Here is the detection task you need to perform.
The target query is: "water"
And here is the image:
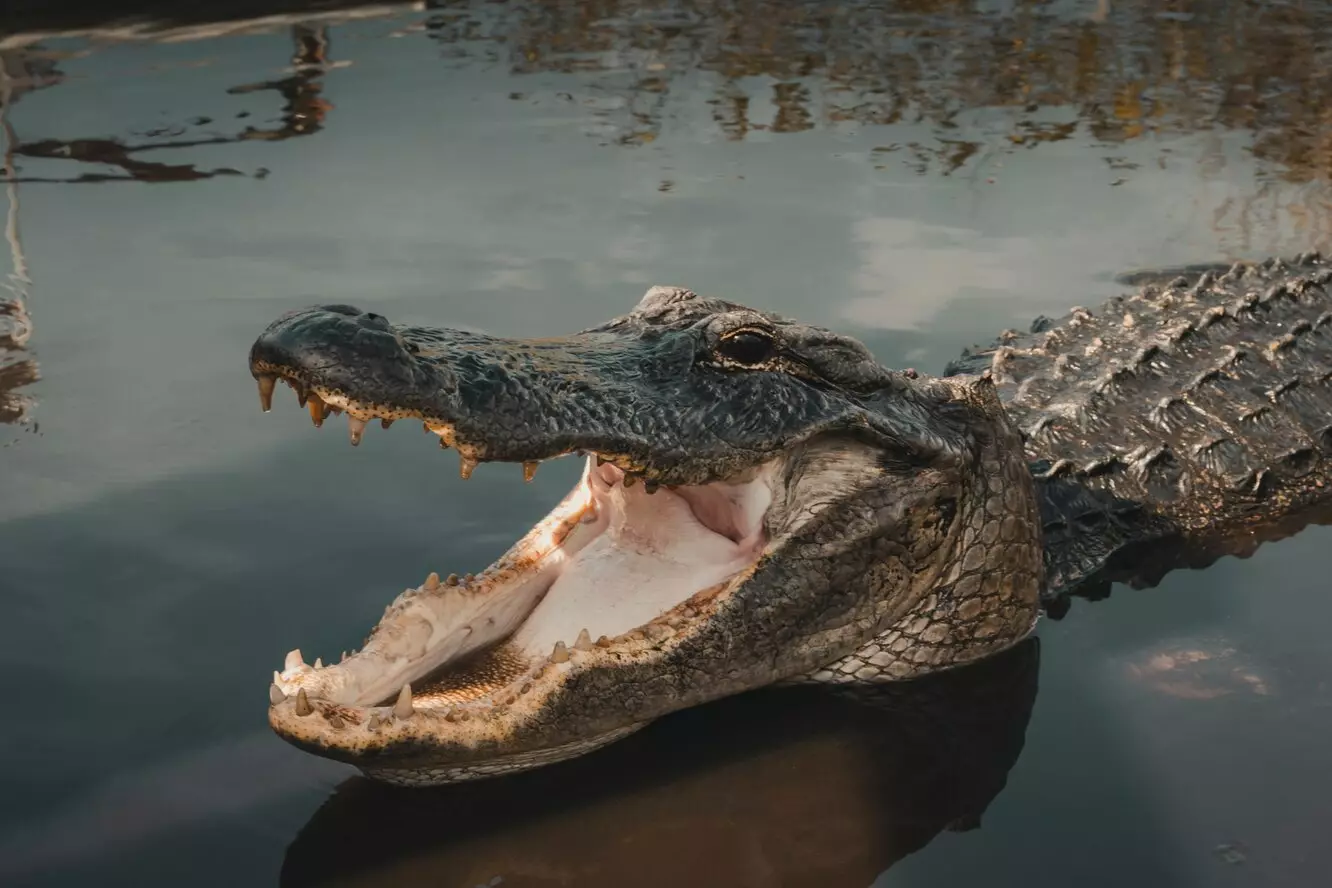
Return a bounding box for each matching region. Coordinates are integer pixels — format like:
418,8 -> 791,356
2,1 -> 1331,885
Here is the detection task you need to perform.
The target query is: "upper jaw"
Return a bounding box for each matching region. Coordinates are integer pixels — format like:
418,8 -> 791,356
248,304 -> 875,487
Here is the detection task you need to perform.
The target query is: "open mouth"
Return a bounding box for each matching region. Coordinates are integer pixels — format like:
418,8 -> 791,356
259,368 -> 779,737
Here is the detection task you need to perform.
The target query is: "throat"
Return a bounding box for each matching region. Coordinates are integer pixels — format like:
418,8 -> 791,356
511,460 -> 773,656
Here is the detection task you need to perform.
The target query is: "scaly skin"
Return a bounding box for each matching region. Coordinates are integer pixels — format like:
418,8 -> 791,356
248,254 -> 1332,784
946,251 -> 1332,608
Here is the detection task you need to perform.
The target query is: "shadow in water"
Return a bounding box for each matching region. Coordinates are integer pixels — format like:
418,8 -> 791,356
281,638 -> 1039,888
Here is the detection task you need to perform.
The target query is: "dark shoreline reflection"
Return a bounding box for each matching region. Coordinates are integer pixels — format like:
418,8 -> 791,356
281,638 -> 1039,888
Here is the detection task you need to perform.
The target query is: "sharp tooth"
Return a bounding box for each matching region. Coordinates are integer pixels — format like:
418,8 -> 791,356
269,683 -> 286,705
445,709 -> 461,723
313,657 -> 323,669
393,683 -> 414,718
326,711 -> 345,729
424,571 -> 441,591
595,635 -> 612,648
294,688 -> 313,716
596,455 -> 608,466
459,455 -> 477,480
328,404 -> 343,416
308,393 -> 327,427
522,460 -> 539,482
550,641 -> 570,664
284,649 -> 305,671
273,670 -> 283,685
381,418 -> 395,429
645,480 -> 659,494
574,628 -> 592,651
257,374 -> 277,412
445,573 -> 460,586
367,713 -> 382,730
340,650 -> 348,662
622,474 -> 638,488
287,378 -> 308,407
348,416 -> 367,446
423,422 -> 432,433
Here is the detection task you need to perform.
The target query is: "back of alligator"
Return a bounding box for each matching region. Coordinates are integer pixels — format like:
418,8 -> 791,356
946,252 -> 1332,600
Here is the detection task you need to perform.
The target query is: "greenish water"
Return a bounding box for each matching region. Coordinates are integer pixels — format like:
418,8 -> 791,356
2,2 -> 1330,886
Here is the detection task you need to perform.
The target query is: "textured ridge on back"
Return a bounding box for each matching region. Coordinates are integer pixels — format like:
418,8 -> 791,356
946,252 -> 1332,595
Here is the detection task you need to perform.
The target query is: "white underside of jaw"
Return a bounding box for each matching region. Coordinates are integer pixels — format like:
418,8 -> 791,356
275,454 -> 779,709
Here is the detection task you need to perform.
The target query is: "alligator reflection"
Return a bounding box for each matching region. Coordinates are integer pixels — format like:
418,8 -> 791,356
281,638 -> 1038,888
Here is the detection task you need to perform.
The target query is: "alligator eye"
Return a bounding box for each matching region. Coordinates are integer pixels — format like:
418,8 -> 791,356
716,330 -> 776,366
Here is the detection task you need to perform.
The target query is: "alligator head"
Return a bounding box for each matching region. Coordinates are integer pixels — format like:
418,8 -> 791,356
250,286 -> 1043,785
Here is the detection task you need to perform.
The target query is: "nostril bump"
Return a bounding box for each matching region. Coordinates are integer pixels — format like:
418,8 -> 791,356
359,311 -> 392,332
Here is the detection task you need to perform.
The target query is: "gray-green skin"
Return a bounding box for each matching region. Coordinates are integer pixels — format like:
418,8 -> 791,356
249,252 -> 1332,783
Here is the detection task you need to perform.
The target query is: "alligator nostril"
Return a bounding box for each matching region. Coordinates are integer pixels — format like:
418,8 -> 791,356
359,311 -> 392,332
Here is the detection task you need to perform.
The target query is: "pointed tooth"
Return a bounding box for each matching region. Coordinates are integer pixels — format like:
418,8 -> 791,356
328,404 -> 343,416
269,683 -> 286,705
326,711 -> 345,729
287,377 -> 308,407
274,670 -> 283,685
446,573 -> 460,586
550,641 -> 570,664
284,649 -> 305,671
257,374 -> 276,411
393,683 -> 414,718
596,635 -> 612,648
313,657 -> 323,669
596,455 -> 608,466
424,571 -> 441,591
348,416 -> 367,446
459,455 -> 477,480
522,460 -> 539,483
644,480 -> 659,494
367,713 -> 382,730
380,418 -> 395,429
307,393 -> 327,427
340,650 -> 348,662
574,628 -> 592,651
622,474 -> 638,488
294,688 -> 313,716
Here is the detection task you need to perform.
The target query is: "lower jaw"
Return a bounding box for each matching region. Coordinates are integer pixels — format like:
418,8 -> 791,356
267,458 -> 770,767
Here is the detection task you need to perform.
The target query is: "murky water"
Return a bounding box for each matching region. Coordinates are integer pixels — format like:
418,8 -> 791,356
2,1 -> 1331,886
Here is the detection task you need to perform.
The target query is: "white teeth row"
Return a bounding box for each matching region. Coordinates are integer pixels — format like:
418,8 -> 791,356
269,620 -> 611,728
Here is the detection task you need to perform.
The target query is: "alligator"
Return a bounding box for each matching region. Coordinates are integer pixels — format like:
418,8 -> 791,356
251,251 -> 1332,786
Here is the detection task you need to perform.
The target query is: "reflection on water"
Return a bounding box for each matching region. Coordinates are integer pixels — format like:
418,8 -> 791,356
2,2 -> 1332,886
0,55 -> 37,428
282,640 -> 1039,888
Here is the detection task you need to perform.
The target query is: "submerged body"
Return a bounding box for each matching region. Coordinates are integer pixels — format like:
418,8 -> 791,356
249,252 -> 1332,785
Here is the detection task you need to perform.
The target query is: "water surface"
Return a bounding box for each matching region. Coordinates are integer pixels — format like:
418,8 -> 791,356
2,2 -> 1331,886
